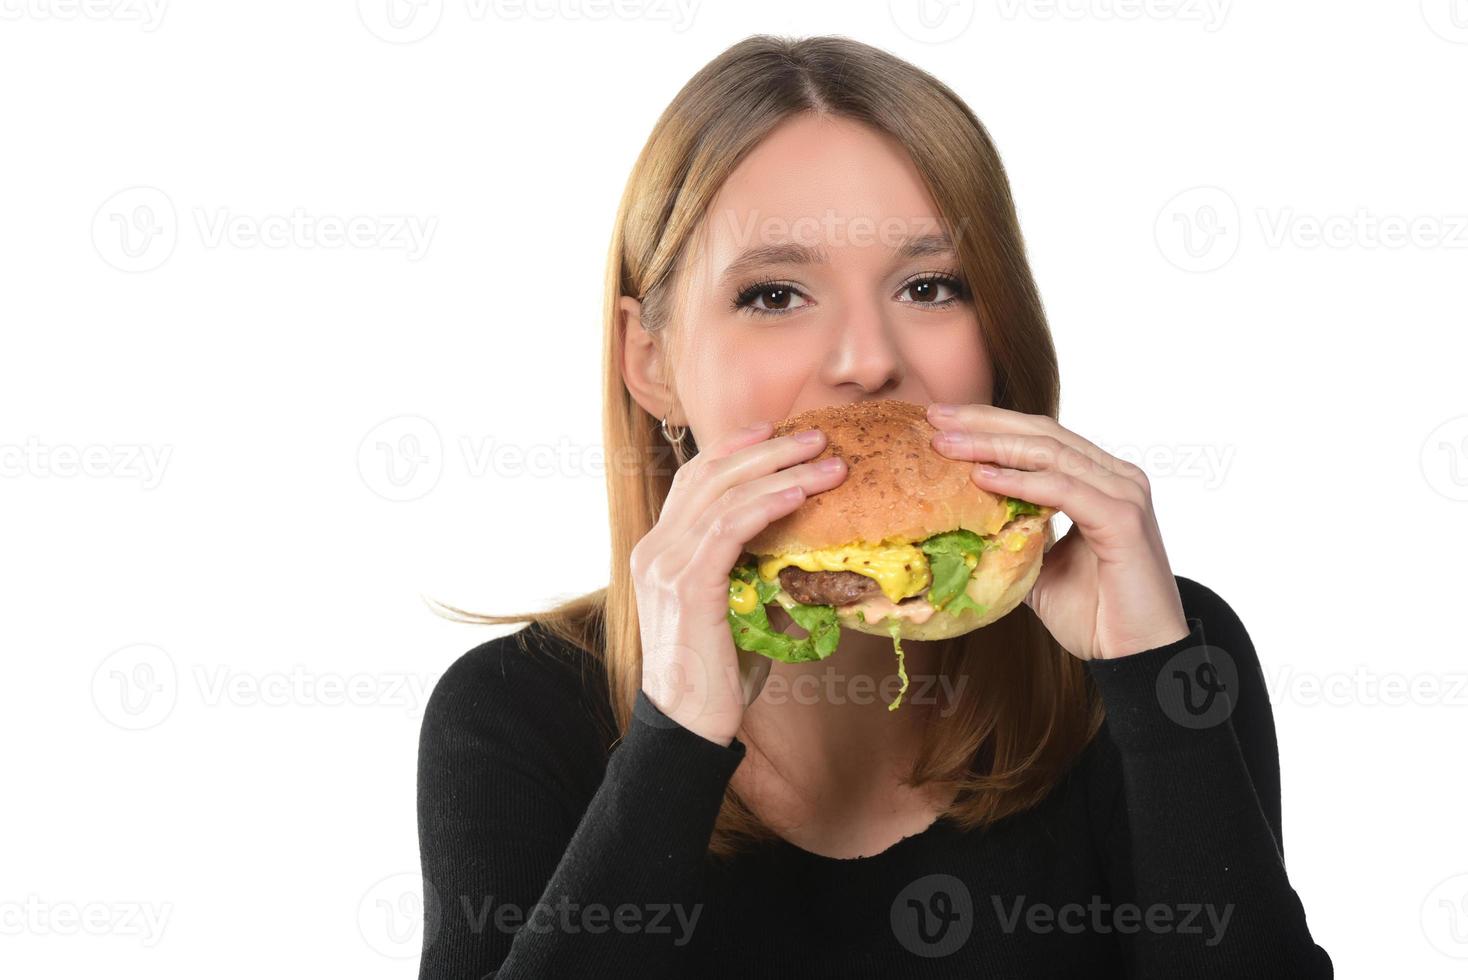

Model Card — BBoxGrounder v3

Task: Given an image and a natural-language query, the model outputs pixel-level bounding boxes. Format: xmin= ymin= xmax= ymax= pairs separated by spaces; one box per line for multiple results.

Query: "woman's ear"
xmin=618 ymin=294 xmax=682 ymax=424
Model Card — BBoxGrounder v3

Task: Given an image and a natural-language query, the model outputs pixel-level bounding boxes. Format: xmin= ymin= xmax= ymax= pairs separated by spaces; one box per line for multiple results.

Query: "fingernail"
xmin=929 ymin=402 xmax=956 ymax=417
xmin=793 ymin=428 xmax=823 ymax=443
xmin=817 ymin=457 xmax=844 ymax=472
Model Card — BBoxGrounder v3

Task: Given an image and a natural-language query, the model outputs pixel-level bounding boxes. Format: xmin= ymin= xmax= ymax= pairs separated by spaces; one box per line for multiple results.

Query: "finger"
xmin=679 ymin=455 xmax=846 ymax=581
xmin=658 ymin=427 xmax=831 ymax=540
xmin=682 ymin=484 xmax=810 ymax=600
xmin=694 ymin=453 xmax=847 ymax=532
xmin=675 ymin=453 xmax=847 ymax=602
xmin=642 ymin=420 xmax=776 ymax=547
xmin=703 ymin=418 xmax=778 ymax=461
xmin=927 ymin=403 xmax=1145 ymax=487
xmin=931 ymin=429 xmax=1144 ymax=505
xmin=967 ymin=462 xmax=1146 ymax=553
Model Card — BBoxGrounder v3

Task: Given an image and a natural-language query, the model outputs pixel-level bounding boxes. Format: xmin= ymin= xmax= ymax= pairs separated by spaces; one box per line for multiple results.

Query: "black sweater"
xmin=415 ymin=575 xmax=1332 ymax=978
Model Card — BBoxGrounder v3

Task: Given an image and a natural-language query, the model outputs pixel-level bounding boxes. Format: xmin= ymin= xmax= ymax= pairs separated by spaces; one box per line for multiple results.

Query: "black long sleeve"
xmin=415 ymin=575 xmax=1332 ymax=977
xmin=415 ymin=628 xmax=744 ymax=978
xmin=1084 ymin=579 xmax=1333 ymax=976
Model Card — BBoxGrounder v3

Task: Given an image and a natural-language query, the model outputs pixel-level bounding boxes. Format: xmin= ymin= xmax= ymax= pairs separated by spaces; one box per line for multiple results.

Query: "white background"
xmin=2 ymin=1 xmax=1465 ymax=976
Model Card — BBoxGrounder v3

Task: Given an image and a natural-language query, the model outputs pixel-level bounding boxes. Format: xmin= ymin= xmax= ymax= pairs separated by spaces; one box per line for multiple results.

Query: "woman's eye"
xmin=732 ymin=273 xmax=966 ymax=318
xmin=733 ymin=282 xmax=811 ymax=317
xmin=897 ymin=275 xmax=965 ymax=306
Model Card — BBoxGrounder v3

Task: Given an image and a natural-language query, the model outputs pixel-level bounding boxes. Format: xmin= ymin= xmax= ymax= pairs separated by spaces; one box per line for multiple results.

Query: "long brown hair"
xmin=429 ymin=33 xmax=1103 ymax=861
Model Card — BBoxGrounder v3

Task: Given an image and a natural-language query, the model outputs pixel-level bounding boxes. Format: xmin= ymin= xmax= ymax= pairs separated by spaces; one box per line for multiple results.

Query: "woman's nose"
xmin=820 ymin=305 xmax=903 ymax=395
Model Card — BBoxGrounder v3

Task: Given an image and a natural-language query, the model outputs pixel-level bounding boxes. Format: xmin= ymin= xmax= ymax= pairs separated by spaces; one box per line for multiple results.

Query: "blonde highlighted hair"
xmin=431 ymin=34 xmax=1103 ymax=860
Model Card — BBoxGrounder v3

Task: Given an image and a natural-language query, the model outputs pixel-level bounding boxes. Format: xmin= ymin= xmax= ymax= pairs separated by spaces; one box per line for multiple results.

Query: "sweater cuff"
xmin=1085 ymin=615 xmax=1232 ymax=754
xmin=626 ymin=688 xmax=748 ymax=778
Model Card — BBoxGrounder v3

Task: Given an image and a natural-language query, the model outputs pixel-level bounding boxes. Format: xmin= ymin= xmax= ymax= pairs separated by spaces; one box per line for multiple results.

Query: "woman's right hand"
xmin=630 ymin=420 xmax=848 ymax=746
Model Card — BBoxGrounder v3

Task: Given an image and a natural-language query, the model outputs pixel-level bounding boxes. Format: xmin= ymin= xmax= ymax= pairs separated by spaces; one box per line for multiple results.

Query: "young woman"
xmin=416 ymin=34 xmax=1332 ymax=978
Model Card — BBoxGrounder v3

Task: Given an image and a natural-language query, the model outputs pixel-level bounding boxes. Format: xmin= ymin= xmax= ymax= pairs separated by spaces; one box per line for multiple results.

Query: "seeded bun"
xmin=747 ymin=400 xmax=1055 ymax=641
xmin=746 ymin=400 xmax=1013 ymax=555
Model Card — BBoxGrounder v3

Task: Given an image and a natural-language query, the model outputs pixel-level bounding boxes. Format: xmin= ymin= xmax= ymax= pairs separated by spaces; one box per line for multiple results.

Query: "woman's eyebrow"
xmin=895 ymin=232 xmax=956 ymax=261
xmin=717 ymin=242 xmax=828 ymax=288
xmin=715 ymin=232 xmax=955 ymax=288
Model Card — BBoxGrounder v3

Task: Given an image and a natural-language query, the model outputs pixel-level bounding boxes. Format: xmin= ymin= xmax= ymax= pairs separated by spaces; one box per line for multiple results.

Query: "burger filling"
xmin=758 ymin=540 xmax=930 ymax=605
xmin=725 ymin=496 xmax=1045 ymax=711
xmin=776 ymin=567 xmax=884 ymax=606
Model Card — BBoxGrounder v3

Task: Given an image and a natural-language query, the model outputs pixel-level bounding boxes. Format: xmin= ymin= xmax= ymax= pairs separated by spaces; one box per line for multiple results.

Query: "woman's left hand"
xmin=927 ymin=402 xmax=1191 ymax=661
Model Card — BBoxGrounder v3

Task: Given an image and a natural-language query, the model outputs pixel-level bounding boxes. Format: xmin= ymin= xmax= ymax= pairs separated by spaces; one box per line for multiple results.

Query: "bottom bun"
xmin=838 ymin=549 xmax=1043 ymax=640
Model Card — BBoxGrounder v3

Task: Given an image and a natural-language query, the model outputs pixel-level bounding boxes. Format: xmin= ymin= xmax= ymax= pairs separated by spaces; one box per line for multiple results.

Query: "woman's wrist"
xmin=639 ymin=682 xmax=738 ymax=747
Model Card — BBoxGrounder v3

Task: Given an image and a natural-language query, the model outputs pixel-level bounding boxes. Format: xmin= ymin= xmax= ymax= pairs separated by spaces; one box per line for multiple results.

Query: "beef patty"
xmin=777 ymin=566 xmax=887 ymax=606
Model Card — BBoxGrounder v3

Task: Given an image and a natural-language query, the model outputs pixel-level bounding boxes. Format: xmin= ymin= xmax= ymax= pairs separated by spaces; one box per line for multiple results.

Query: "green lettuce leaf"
xmin=918 ymin=529 xmax=988 ymax=611
xmin=1004 ymin=495 xmax=1042 ymax=522
xmin=911 ymin=499 xmax=1038 ymax=617
xmin=726 ymin=564 xmax=841 ymax=664
xmin=942 ymin=588 xmax=989 ymax=620
xmin=885 ymin=618 xmax=909 ymax=711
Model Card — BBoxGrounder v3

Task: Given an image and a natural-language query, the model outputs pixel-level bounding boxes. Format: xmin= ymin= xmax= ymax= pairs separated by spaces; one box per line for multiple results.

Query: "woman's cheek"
xmin=900 ymin=324 xmax=991 ymax=403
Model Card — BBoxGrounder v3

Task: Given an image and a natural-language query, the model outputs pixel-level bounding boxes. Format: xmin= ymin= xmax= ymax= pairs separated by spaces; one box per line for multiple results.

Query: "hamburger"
xmin=725 ymin=399 xmax=1055 ymax=709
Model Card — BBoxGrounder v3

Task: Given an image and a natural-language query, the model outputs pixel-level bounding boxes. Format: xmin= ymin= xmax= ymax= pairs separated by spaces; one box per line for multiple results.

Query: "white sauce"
xmin=841 ymin=594 xmax=935 ymax=625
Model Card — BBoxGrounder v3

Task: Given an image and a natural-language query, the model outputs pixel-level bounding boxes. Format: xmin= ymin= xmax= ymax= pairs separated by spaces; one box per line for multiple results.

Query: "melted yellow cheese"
xmin=758 ymin=539 xmax=931 ymax=604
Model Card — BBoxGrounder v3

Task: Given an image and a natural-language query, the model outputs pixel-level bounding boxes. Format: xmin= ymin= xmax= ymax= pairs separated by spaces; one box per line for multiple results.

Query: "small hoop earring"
xmin=659 ymin=416 xmax=688 ymax=445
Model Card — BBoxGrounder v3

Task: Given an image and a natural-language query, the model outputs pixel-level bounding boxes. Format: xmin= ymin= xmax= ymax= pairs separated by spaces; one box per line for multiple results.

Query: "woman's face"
xmin=623 ymin=112 xmax=993 ymax=447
